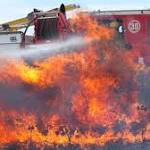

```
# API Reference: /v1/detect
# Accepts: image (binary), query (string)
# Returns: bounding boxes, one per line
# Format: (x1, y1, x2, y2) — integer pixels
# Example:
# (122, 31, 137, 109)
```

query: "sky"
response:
(1, 0, 150, 23)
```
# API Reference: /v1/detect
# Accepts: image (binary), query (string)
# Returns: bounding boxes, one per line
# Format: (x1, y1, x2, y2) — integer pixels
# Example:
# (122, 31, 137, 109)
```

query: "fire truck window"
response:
(99, 19, 119, 29)
(99, 20, 111, 27)
(148, 20, 150, 45)
(102, 20, 111, 27)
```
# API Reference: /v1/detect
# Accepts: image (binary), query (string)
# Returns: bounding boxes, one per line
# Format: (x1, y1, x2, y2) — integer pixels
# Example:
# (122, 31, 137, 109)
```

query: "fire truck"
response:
(91, 9, 150, 65)
(1, 7, 150, 64)
(0, 4, 79, 50)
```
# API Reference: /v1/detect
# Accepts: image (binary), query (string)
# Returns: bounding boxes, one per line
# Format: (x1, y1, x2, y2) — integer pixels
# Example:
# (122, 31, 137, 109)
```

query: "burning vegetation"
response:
(0, 14, 150, 150)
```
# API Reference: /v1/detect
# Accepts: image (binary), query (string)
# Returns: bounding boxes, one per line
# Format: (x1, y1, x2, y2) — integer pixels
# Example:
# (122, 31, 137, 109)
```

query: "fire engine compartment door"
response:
(35, 17, 58, 41)
(0, 31, 22, 44)
(0, 31, 22, 50)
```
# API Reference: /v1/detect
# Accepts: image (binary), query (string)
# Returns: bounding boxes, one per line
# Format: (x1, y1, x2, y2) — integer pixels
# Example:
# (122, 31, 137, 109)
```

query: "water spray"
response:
(0, 36, 86, 61)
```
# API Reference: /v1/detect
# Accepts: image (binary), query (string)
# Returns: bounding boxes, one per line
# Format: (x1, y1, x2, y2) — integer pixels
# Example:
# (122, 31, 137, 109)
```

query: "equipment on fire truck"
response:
(1, 4, 79, 32)
(57, 4, 72, 39)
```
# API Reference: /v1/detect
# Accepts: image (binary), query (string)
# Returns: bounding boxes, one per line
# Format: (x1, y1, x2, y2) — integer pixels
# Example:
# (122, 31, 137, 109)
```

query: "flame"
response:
(0, 13, 149, 148)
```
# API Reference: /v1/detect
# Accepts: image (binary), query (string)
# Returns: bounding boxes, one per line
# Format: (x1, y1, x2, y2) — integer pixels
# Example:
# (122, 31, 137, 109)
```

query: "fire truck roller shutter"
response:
(36, 17, 59, 41)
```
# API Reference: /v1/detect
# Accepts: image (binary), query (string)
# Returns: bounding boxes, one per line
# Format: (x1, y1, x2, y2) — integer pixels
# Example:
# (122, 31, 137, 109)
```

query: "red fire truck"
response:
(1, 7, 150, 64)
(0, 4, 79, 50)
(92, 10, 150, 65)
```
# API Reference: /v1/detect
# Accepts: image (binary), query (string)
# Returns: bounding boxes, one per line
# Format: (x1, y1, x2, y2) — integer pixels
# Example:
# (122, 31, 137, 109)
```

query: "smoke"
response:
(0, 36, 86, 115)
(0, 36, 86, 61)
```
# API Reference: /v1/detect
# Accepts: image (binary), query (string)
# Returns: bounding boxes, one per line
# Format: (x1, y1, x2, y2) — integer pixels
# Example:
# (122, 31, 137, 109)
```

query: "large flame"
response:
(0, 14, 149, 148)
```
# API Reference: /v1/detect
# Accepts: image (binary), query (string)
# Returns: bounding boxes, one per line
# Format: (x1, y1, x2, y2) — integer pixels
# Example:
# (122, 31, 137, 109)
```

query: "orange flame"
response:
(0, 13, 149, 148)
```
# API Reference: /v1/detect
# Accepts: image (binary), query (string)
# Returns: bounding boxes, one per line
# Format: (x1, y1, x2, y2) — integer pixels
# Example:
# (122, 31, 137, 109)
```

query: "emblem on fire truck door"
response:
(128, 20, 141, 33)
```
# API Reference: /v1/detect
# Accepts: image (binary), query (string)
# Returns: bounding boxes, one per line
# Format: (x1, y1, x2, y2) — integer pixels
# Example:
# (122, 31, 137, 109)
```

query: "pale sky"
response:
(1, 0, 150, 23)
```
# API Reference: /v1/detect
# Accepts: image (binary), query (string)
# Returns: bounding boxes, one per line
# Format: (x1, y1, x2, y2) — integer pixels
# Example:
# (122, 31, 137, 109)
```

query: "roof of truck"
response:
(91, 9, 150, 16)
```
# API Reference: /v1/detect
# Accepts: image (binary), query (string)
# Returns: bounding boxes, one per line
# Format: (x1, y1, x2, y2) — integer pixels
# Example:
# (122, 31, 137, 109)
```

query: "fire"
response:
(19, 66, 40, 84)
(0, 13, 149, 149)
(70, 13, 113, 42)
